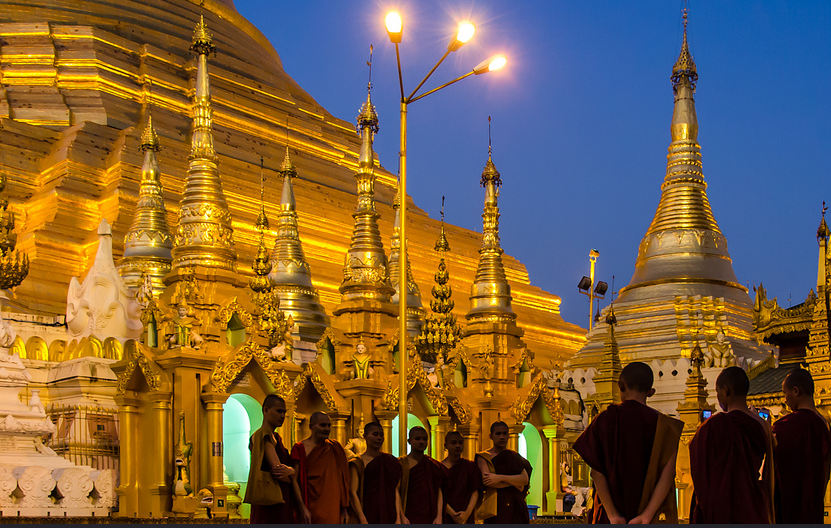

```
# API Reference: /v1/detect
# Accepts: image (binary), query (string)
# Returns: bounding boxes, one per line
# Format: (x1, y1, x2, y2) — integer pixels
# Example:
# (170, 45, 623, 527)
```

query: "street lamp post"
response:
(384, 12, 506, 455)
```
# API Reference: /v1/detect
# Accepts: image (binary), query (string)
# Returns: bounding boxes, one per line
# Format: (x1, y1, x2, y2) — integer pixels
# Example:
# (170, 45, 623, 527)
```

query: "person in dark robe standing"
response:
(243, 394, 297, 523)
(476, 421, 532, 524)
(573, 362, 683, 524)
(689, 366, 774, 524)
(441, 431, 480, 524)
(348, 421, 403, 524)
(400, 426, 447, 524)
(290, 411, 350, 523)
(773, 367, 831, 524)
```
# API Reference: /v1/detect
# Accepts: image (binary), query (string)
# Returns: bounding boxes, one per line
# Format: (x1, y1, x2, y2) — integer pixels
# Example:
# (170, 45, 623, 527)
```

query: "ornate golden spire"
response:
(467, 119, 515, 321)
(389, 178, 424, 336)
(619, 9, 744, 297)
(415, 198, 461, 362)
(0, 133, 27, 289)
(339, 74, 394, 302)
(118, 113, 173, 293)
(171, 15, 236, 272)
(250, 159, 271, 294)
(592, 305, 621, 410)
(268, 146, 329, 342)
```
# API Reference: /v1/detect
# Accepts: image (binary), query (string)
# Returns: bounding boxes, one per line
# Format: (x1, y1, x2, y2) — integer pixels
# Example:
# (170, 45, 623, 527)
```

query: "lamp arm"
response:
(408, 70, 474, 104)
(407, 49, 451, 102)
(395, 43, 405, 102)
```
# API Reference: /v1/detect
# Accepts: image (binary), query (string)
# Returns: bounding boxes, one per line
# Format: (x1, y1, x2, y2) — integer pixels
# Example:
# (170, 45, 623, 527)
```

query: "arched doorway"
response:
(390, 413, 426, 457)
(223, 394, 263, 518)
(518, 422, 543, 510)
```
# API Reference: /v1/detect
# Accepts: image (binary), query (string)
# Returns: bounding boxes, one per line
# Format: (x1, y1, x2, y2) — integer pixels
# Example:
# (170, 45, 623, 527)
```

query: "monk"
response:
(773, 368, 831, 524)
(243, 394, 296, 523)
(573, 361, 683, 524)
(348, 421, 403, 524)
(290, 411, 349, 523)
(476, 421, 532, 524)
(441, 431, 481, 524)
(400, 426, 447, 524)
(689, 366, 773, 524)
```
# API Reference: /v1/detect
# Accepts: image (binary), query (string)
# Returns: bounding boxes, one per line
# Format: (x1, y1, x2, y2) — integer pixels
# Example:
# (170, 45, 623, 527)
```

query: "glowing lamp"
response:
(386, 12, 403, 43)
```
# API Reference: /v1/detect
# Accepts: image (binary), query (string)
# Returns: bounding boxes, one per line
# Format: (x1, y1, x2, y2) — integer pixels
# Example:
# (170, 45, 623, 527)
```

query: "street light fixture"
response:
(384, 10, 506, 456)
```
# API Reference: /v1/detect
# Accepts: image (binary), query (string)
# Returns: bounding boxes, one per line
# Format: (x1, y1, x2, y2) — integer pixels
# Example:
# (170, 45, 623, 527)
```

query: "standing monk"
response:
(441, 431, 481, 524)
(689, 366, 774, 524)
(400, 426, 447, 524)
(573, 362, 683, 523)
(773, 368, 831, 524)
(290, 411, 349, 523)
(243, 394, 297, 523)
(476, 421, 532, 524)
(348, 421, 403, 524)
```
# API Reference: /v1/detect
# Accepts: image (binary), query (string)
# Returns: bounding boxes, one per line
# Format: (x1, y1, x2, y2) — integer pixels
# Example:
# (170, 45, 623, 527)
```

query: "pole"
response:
(588, 251, 597, 331)
(399, 100, 408, 457)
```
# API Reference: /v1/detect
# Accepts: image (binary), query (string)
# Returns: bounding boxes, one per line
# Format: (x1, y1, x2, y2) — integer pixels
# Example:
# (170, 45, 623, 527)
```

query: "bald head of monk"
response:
(408, 426, 429, 455)
(715, 366, 750, 412)
(783, 368, 816, 412)
(618, 361, 656, 401)
(445, 430, 464, 458)
(310, 411, 332, 443)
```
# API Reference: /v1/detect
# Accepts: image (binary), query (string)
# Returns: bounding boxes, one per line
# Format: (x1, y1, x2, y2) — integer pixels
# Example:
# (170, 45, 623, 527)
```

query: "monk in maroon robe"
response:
(573, 362, 682, 523)
(348, 422, 402, 524)
(773, 368, 831, 524)
(244, 395, 297, 524)
(442, 431, 481, 524)
(400, 426, 447, 524)
(689, 366, 774, 524)
(290, 411, 349, 524)
(476, 421, 533, 524)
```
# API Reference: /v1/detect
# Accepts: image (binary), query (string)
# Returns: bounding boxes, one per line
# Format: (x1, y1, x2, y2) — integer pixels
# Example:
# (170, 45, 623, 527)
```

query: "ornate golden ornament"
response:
(0, 145, 28, 290)
(209, 339, 296, 398)
(380, 360, 448, 416)
(509, 374, 564, 426)
(116, 341, 163, 395)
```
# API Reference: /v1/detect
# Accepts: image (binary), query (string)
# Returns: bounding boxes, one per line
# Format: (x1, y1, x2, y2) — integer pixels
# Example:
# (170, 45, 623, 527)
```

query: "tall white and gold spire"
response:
(467, 121, 515, 322)
(389, 178, 424, 336)
(118, 114, 173, 293)
(268, 146, 329, 342)
(171, 16, 236, 272)
(339, 78, 394, 302)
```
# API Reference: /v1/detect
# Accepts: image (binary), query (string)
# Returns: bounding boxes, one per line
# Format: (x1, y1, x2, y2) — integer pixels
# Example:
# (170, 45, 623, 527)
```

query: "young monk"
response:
(290, 411, 350, 524)
(400, 426, 447, 524)
(348, 421, 403, 524)
(476, 421, 532, 524)
(441, 431, 481, 524)
(243, 394, 296, 523)
(573, 362, 683, 524)
(689, 366, 773, 523)
(773, 368, 831, 524)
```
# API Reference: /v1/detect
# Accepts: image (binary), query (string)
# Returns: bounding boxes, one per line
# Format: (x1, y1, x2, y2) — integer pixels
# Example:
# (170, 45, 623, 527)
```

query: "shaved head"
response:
(784, 368, 814, 396)
(364, 421, 383, 436)
(716, 366, 750, 397)
(409, 426, 427, 439)
(445, 431, 463, 443)
(618, 362, 654, 393)
(310, 411, 329, 426)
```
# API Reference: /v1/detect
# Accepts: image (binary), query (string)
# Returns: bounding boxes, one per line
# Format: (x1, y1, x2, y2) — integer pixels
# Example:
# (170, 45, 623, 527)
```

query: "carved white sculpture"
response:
(66, 219, 143, 342)
(14, 465, 55, 509)
(91, 469, 118, 509)
(53, 467, 94, 509)
(0, 313, 15, 349)
(0, 465, 15, 507)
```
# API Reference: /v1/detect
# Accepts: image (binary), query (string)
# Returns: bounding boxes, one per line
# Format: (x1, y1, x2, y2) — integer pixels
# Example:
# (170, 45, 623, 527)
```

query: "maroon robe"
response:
(401, 455, 448, 524)
(689, 410, 771, 524)
(442, 458, 481, 524)
(248, 431, 296, 524)
(477, 449, 533, 524)
(573, 399, 659, 523)
(291, 439, 349, 524)
(351, 452, 402, 524)
(773, 408, 831, 524)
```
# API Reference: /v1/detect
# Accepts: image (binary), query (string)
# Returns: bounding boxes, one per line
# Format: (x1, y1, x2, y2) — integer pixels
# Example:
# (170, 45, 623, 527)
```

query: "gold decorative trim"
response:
(509, 373, 564, 426)
(209, 339, 293, 398)
(116, 340, 164, 395)
(216, 298, 255, 331)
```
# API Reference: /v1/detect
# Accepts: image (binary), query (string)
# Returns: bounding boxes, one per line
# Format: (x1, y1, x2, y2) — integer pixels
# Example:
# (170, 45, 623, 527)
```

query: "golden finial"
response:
(671, 6, 698, 91)
(481, 117, 501, 187)
(190, 15, 216, 56)
(255, 157, 269, 232)
(435, 196, 450, 253)
(356, 45, 379, 135)
(140, 113, 160, 152)
(818, 201, 829, 241)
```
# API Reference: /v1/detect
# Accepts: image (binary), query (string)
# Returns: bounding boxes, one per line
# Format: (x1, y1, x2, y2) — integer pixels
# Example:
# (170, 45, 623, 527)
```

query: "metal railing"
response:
(46, 404, 119, 471)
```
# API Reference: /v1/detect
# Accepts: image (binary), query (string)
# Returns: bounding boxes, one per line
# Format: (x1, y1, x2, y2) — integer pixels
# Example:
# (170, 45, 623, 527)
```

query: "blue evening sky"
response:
(234, 0, 831, 329)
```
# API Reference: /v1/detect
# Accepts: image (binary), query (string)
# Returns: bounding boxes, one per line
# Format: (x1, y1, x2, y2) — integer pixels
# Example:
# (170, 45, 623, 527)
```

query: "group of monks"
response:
(243, 362, 831, 524)
(243, 398, 532, 524)
(573, 362, 831, 524)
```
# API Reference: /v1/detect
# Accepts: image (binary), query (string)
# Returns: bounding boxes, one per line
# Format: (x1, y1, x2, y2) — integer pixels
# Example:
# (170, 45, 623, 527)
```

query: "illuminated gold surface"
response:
(389, 178, 424, 336)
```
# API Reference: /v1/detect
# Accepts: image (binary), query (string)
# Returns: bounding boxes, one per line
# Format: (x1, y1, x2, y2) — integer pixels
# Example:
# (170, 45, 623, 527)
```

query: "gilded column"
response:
(375, 410, 395, 454)
(171, 16, 236, 272)
(331, 415, 348, 446)
(202, 392, 229, 517)
(507, 422, 522, 453)
(389, 179, 424, 336)
(542, 426, 562, 515)
(427, 415, 450, 459)
(147, 391, 173, 513)
(118, 114, 173, 292)
(115, 394, 141, 516)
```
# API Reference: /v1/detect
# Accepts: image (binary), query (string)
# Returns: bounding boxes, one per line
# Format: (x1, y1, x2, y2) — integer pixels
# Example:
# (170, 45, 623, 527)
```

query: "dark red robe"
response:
(477, 449, 533, 524)
(573, 399, 670, 523)
(248, 431, 296, 524)
(290, 439, 349, 524)
(442, 458, 481, 524)
(401, 455, 448, 524)
(350, 452, 402, 524)
(689, 410, 771, 524)
(773, 408, 831, 524)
